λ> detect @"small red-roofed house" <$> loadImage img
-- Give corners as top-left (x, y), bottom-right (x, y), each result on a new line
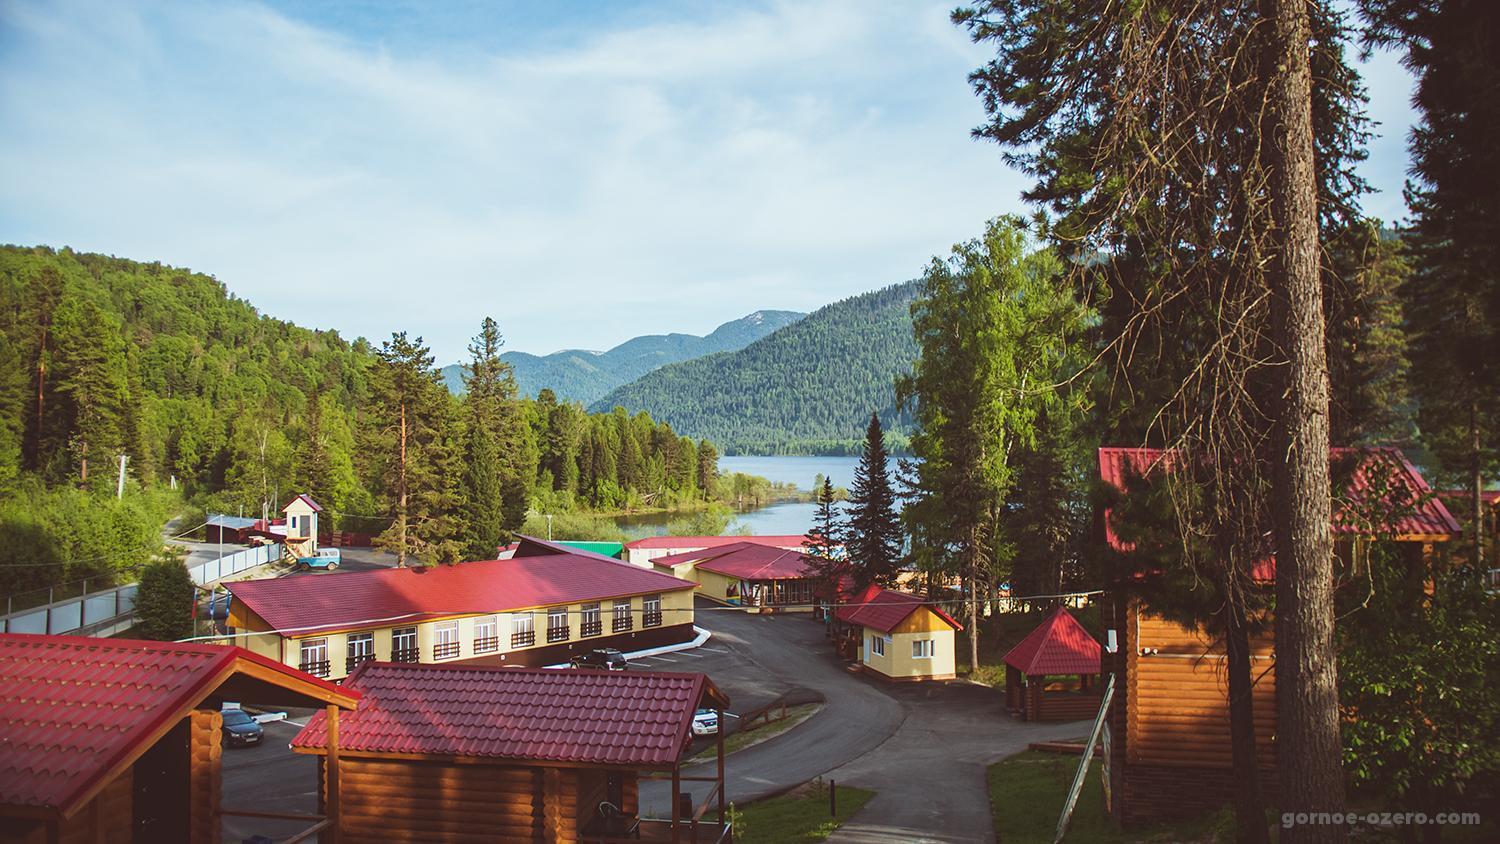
top-left (834, 585), bottom-right (962, 681)
top-left (0, 633), bottom-right (358, 844)
top-left (622, 534), bottom-right (812, 567)
top-left (651, 540), bottom-right (823, 612)
top-left (1001, 606), bottom-right (1102, 721)
top-left (291, 662), bottom-right (731, 844)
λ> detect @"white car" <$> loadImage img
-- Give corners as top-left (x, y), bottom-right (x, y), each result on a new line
top-left (691, 709), bottom-right (720, 736)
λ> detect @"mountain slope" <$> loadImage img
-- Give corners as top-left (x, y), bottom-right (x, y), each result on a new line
top-left (441, 310), bottom-right (804, 403)
top-left (591, 282), bottom-right (919, 454)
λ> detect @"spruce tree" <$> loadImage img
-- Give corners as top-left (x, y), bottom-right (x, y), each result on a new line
top-left (845, 413), bottom-right (902, 588)
top-left (804, 477), bottom-right (846, 600)
top-left (460, 318), bottom-right (509, 559)
top-left (135, 548), bottom-right (195, 641)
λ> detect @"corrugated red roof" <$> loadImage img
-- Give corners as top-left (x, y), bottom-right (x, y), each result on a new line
top-left (1099, 446), bottom-right (1460, 553)
top-left (655, 541), bottom-right (818, 581)
top-left (0, 634), bottom-right (355, 817)
top-left (835, 585), bottom-right (962, 633)
top-left (1002, 606), bottom-right (1101, 676)
top-left (226, 550), bottom-right (696, 636)
top-left (624, 535), bottom-right (810, 551)
top-left (291, 663), bottom-right (727, 768)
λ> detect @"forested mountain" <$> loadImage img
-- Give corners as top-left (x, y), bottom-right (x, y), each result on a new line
top-left (440, 310), bottom-right (804, 403)
top-left (591, 282), bottom-right (920, 454)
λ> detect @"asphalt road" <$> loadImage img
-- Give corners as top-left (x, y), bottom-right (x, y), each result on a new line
top-left (220, 717), bottom-right (321, 843)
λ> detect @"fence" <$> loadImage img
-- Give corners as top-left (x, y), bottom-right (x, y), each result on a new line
top-left (187, 543), bottom-right (284, 586)
top-left (2, 582), bottom-right (139, 636)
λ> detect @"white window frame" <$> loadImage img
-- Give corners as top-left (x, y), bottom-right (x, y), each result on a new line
top-left (643, 594), bottom-right (662, 627)
top-left (392, 626), bottom-right (417, 652)
top-left (474, 615), bottom-right (499, 652)
top-left (513, 612), bottom-right (535, 636)
top-left (346, 632), bottom-right (373, 659)
top-left (870, 635), bottom-right (886, 657)
top-left (300, 637), bottom-right (328, 665)
top-left (911, 638), bottom-right (935, 659)
top-left (434, 621), bottom-right (460, 659)
top-left (581, 603), bottom-right (602, 636)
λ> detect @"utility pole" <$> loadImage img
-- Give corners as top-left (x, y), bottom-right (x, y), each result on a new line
top-left (545, 514), bottom-right (554, 542)
top-left (116, 455), bottom-right (128, 499)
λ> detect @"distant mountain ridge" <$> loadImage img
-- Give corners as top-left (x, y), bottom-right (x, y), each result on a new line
top-left (442, 310), bottom-right (804, 403)
top-left (591, 282), bottom-right (920, 454)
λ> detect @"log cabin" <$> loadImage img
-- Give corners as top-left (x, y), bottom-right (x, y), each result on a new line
top-left (225, 537), bottom-right (698, 680)
top-left (290, 662), bottom-right (731, 844)
top-left (1097, 446), bottom-right (1461, 826)
top-left (835, 584), bottom-right (962, 681)
top-left (651, 541), bottom-right (822, 612)
top-left (0, 633), bottom-right (358, 844)
top-left (1002, 606), bottom-right (1103, 722)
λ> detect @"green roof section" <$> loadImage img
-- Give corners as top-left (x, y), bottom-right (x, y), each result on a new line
top-left (557, 540), bottom-right (626, 559)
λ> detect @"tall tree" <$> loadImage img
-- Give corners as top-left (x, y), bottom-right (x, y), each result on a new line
top-left (845, 413), bottom-right (902, 588)
top-left (460, 318), bottom-right (511, 559)
top-left (367, 332), bottom-right (455, 566)
top-left (1362, 0), bottom-right (1500, 567)
top-left (696, 439), bottom-right (718, 501)
top-left (51, 298), bottom-right (131, 486)
top-left (804, 476), bottom-right (846, 602)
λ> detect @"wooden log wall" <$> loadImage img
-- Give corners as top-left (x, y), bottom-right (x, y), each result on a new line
top-left (1036, 689), bottom-right (1103, 722)
top-left (188, 709), bottom-right (222, 844)
top-left (48, 770), bottom-right (133, 844)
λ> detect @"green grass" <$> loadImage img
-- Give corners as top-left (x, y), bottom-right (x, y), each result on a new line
top-left (733, 782), bottom-right (876, 844)
top-left (689, 703), bottom-right (821, 763)
top-left (988, 751), bottom-right (1231, 844)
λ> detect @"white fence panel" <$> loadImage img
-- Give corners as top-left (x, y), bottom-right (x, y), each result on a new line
top-left (117, 584), bottom-right (138, 614)
top-left (83, 593), bottom-right (117, 626)
top-left (50, 599), bottom-right (82, 633)
top-left (7, 609), bottom-right (46, 634)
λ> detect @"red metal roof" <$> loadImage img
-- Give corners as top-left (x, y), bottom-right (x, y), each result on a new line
top-left (291, 663), bottom-right (727, 768)
top-left (655, 541), bottom-right (819, 581)
top-left (624, 535), bottom-right (810, 551)
top-left (227, 550), bottom-right (697, 636)
top-left (282, 493), bottom-right (323, 513)
top-left (1098, 446), bottom-right (1461, 553)
top-left (1002, 606), bottom-right (1101, 676)
top-left (0, 634), bottom-right (355, 818)
top-left (835, 584), bottom-right (962, 633)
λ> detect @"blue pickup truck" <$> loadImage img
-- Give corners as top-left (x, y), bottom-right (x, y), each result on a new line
top-left (295, 548), bottom-right (341, 571)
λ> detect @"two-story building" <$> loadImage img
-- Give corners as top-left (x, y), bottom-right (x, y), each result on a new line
top-left (224, 537), bottom-right (699, 680)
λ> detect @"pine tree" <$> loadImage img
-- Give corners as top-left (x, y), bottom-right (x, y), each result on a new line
top-left (696, 439), bottom-right (718, 500)
top-left (51, 298), bottom-right (131, 486)
top-left (804, 476), bottom-right (846, 600)
top-left (460, 319), bottom-right (509, 559)
top-left (135, 547), bottom-right (195, 641)
top-left (845, 413), bottom-right (902, 588)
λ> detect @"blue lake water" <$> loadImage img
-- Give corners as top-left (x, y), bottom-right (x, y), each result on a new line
top-left (717, 455), bottom-right (896, 491)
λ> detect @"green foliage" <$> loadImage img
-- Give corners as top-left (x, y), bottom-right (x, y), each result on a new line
top-left (592, 283), bottom-right (920, 454)
top-left (845, 413), bottom-right (902, 588)
top-left (0, 483), bottom-right (178, 598)
top-left (134, 546), bottom-right (195, 641)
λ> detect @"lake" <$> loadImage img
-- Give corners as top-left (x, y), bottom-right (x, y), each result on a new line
top-left (718, 454), bottom-right (895, 490)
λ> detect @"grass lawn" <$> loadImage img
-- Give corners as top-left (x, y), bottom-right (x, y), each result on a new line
top-left (989, 751), bottom-right (1231, 844)
top-left (957, 605), bottom-right (1104, 686)
top-left (733, 781), bottom-right (876, 844)
top-left (689, 703), bottom-right (822, 763)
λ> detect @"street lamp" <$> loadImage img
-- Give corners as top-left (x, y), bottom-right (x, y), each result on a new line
top-left (545, 514), bottom-right (553, 542)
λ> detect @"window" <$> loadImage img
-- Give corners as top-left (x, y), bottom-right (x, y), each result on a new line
top-left (643, 594), bottom-right (662, 628)
top-left (612, 598), bottom-right (633, 633)
top-left (433, 621), bottom-right (460, 660)
top-left (581, 603), bottom-right (602, 637)
top-left (346, 632), bottom-right (374, 673)
top-left (392, 627), bottom-right (418, 663)
top-left (299, 638), bottom-right (330, 677)
top-left (473, 615), bottom-right (499, 654)
top-left (869, 635), bottom-right (886, 658)
top-left (547, 607), bottom-right (570, 643)
top-left (911, 639), bottom-right (935, 659)
top-left (511, 612), bottom-right (536, 647)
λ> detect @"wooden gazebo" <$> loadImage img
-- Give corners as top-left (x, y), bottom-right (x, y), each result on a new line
top-left (1002, 605), bottom-right (1102, 722)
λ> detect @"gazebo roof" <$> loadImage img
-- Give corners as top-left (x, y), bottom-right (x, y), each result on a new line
top-left (1002, 606), bottom-right (1101, 676)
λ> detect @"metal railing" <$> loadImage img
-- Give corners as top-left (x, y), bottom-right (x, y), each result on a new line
top-left (474, 636), bottom-right (499, 654)
top-left (187, 543), bottom-right (284, 586)
top-left (2, 581), bottom-right (139, 636)
top-left (547, 625), bottom-right (571, 643)
top-left (643, 611), bottom-right (663, 628)
top-left (613, 615), bottom-right (633, 633)
top-left (391, 646), bottom-right (420, 663)
top-left (511, 630), bottom-right (536, 648)
top-left (433, 642), bottom-right (460, 660)
top-left (299, 660), bottom-right (331, 678)
top-left (581, 619), bottom-right (603, 637)
top-left (346, 653), bottom-right (374, 674)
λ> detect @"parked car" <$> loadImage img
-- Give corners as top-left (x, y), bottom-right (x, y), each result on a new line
top-left (296, 548), bottom-right (341, 571)
top-left (691, 709), bottom-right (720, 736)
top-left (571, 648), bottom-right (627, 671)
top-left (220, 708), bottom-right (264, 747)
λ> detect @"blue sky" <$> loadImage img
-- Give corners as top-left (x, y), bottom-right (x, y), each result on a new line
top-left (1, 1), bottom-right (1418, 363)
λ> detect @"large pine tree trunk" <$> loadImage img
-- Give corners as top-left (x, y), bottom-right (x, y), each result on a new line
top-left (1226, 609), bottom-right (1269, 844)
top-left (1263, 0), bottom-right (1347, 838)
top-left (397, 400), bottom-right (408, 568)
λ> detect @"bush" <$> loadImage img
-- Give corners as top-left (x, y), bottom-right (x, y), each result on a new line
top-left (134, 548), bottom-right (195, 641)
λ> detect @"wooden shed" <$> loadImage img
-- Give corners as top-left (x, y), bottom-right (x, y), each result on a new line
top-left (0, 633), bottom-right (359, 844)
top-left (1002, 606), bottom-right (1103, 722)
top-left (1097, 446), bottom-right (1462, 826)
top-left (291, 662), bottom-right (732, 844)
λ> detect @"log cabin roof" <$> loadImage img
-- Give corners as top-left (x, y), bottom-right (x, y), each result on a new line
top-left (655, 541), bottom-right (820, 581)
top-left (290, 662), bottom-right (728, 768)
top-left (1099, 446), bottom-right (1461, 553)
top-left (1002, 606), bottom-right (1101, 676)
top-left (836, 584), bottom-right (963, 633)
top-left (226, 542), bottom-right (696, 636)
top-left (0, 634), bottom-right (357, 819)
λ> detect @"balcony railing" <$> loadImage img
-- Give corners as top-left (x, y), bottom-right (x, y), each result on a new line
top-left (511, 630), bottom-right (536, 648)
top-left (474, 635), bottom-right (499, 654)
top-left (643, 611), bottom-right (662, 628)
top-left (581, 619), bottom-right (602, 637)
top-left (299, 659), bottom-right (330, 678)
top-left (547, 625), bottom-right (570, 644)
top-left (391, 646), bottom-right (420, 663)
top-left (345, 653), bottom-right (374, 674)
top-left (433, 641), bottom-right (460, 660)
top-left (612, 615), bottom-right (633, 633)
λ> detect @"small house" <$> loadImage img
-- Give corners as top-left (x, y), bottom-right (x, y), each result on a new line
top-left (225, 536), bottom-right (699, 680)
top-left (0, 633), bottom-right (358, 844)
top-left (1001, 605), bottom-right (1102, 722)
top-left (622, 535), bottom-right (811, 568)
top-left (1098, 446), bottom-right (1460, 826)
top-left (282, 493), bottom-right (322, 558)
top-left (290, 662), bottom-right (731, 843)
top-left (652, 540), bottom-right (821, 612)
top-left (836, 585), bottom-right (961, 681)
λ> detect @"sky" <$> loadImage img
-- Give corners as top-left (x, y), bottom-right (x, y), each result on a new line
top-left (0, 1), bottom-right (1419, 363)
